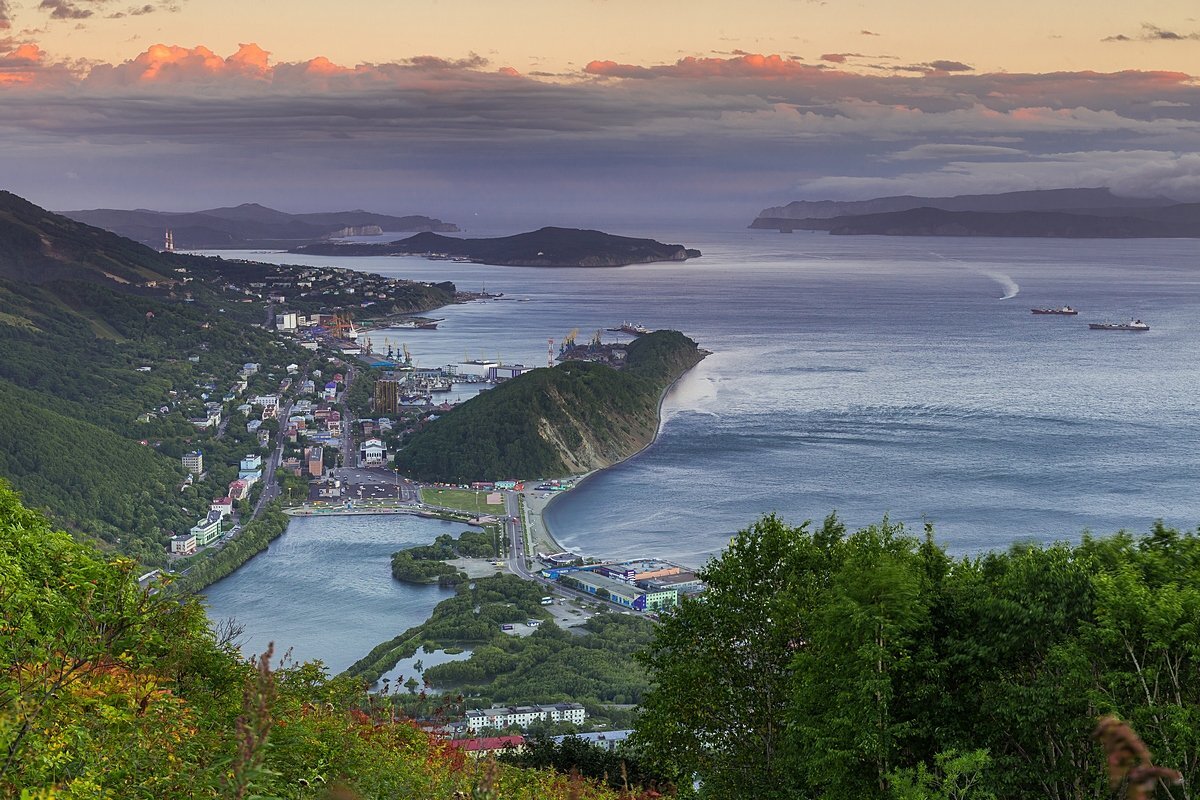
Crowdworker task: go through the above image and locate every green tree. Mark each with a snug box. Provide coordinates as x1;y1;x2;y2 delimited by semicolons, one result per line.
632;513;845;798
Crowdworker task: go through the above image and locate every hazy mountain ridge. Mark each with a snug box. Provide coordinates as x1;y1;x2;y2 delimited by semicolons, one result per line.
63;202;460;250
292;226;703;267
749;187;1200;237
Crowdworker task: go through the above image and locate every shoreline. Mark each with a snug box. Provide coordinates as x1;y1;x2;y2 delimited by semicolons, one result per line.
528;350;710;558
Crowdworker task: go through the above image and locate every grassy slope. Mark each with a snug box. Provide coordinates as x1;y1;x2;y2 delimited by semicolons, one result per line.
397;330;705;483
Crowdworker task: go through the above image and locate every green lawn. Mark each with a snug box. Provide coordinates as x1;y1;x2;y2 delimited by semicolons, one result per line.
419;487;507;515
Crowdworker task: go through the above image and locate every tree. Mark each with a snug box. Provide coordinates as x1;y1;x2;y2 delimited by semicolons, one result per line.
632;513;845;798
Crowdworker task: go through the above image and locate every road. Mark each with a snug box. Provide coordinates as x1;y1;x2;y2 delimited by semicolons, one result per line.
250;399;292;520
504;490;538;580
339;365;356;468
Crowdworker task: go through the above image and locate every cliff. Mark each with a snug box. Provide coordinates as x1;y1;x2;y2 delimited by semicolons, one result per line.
397;330;707;482
292;226;702;267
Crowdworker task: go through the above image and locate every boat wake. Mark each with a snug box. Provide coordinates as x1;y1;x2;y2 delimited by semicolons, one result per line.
982;270;1020;300
928;251;1019;299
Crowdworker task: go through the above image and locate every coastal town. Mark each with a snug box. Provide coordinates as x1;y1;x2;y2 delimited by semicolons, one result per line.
128;255;701;749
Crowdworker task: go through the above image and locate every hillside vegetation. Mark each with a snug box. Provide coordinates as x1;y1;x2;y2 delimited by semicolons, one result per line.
636;513;1197;799
397;330;707;482
0;483;639;799
0;192;451;564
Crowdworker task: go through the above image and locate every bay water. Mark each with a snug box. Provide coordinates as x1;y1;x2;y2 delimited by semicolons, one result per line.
203;231;1200;663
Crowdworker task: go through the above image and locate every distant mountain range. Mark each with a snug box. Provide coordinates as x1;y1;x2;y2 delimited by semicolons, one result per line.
292;227;703;267
749;188;1200;238
62;203;459;250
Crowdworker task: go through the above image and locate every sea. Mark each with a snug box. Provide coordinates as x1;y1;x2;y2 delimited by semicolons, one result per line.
202;230;1200;669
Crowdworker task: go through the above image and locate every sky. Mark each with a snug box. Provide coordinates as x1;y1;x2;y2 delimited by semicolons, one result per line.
2;0;1200;227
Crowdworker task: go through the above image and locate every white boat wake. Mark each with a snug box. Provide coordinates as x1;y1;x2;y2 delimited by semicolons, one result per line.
981;270;1020;300
928;252;1019;299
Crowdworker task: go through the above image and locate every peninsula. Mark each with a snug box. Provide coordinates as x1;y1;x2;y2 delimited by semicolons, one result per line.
63;203;459;250
291;227;703;267
748;187;1200;238
397;330;708;483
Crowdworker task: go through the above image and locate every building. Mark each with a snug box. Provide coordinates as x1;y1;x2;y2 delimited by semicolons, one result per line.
170;533;197;555
464;703;586;734
276;312;299;330
306;445;324;477
240;454;263;473
550;730;633;752
182;450;204;475
211;497;234;518
323;381;338;400
252;394;280;410
359;438;386;467
190;511;224;547
447;736;525;760
488;364;534;382
228;479;250;501
374;379;401;415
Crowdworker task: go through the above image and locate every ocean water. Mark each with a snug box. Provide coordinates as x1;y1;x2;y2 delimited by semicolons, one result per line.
204;231;1200;660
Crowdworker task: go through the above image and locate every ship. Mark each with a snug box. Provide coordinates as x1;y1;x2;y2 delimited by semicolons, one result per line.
1031;306;1078;315
1088;319;1150;332
394;319;440;330
605;321;652;336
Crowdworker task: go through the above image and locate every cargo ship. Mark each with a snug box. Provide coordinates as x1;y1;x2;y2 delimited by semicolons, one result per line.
1088;319;1150;332
606;322;651;336
1031;306;1078;315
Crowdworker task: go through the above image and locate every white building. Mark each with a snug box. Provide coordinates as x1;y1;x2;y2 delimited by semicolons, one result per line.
211;497;234;518
170;533;197;555
252;394;280;409
464;703;586;733
182;450;204;475
359;437;387;467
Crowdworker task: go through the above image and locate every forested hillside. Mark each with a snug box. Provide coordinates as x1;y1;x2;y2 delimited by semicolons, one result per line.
635;514;1195;799
397;330;707;482
0;484;639;799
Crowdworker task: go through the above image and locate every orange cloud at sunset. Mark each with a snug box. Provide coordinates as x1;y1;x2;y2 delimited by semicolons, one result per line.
0;43;49;85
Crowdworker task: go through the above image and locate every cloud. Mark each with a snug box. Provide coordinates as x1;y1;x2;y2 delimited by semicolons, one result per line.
0;1;11;29
887;143;1029;161
39;0;92;20
860;29;880;36
586;53;827;79
3;45;1200;221
1104;23;1200;42
896;59;973;73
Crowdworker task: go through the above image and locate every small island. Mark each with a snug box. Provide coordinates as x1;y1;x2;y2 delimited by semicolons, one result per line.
397;330;708;483
291;226;702;267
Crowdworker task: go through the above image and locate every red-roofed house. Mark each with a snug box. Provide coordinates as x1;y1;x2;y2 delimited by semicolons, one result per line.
211;497;234;518
447;736;525;760
228;479;250;501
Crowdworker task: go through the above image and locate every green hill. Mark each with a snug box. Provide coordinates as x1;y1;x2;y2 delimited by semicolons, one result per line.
0;483;637;798
397;330;707;482
293;226;703;267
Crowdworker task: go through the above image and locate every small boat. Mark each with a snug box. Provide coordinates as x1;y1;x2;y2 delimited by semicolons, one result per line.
1088;319;1150;332
605;321;652;336
1031;306;1078;315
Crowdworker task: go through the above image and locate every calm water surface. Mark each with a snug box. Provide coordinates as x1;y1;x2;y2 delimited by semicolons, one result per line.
204;231;1200;662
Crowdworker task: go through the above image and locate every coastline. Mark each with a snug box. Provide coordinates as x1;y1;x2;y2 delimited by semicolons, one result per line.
528;349;710;558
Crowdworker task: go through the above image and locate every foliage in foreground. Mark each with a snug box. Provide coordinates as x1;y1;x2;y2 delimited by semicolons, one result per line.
634;514;1199;799
0;482;643;799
